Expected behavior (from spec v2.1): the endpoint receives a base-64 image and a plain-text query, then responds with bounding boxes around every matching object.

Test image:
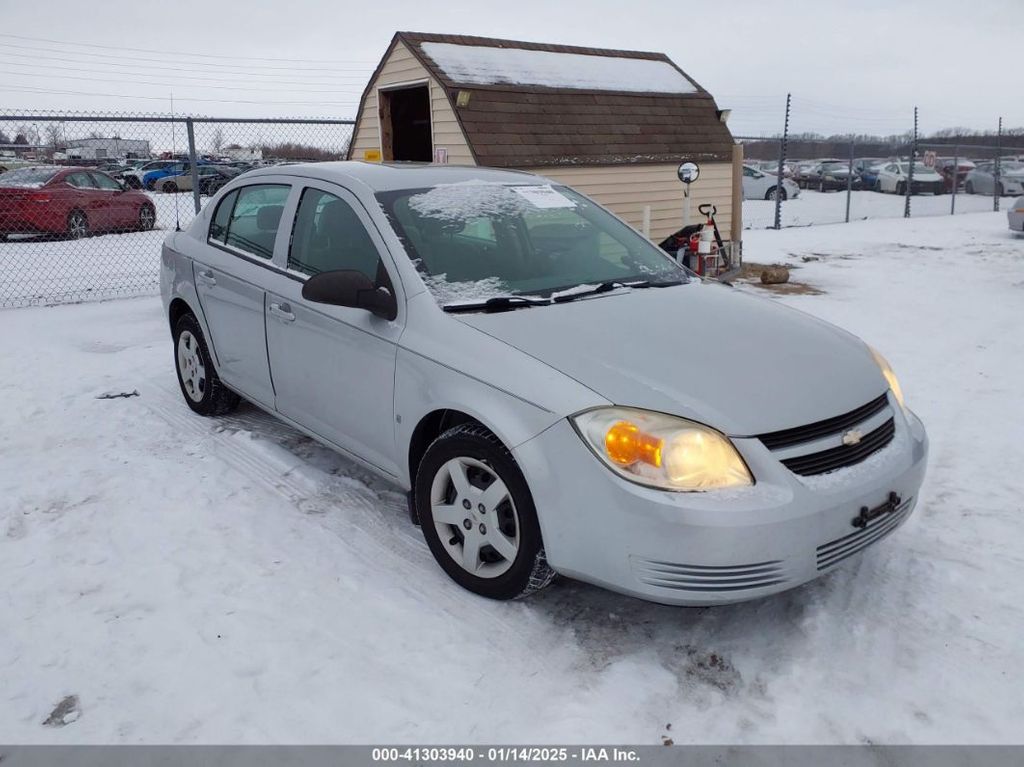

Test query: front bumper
[514,398,928,606]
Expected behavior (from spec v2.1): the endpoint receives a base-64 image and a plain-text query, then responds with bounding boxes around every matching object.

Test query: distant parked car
[1008,196,1024,232]
[934,158,976,193]
[741,165,799,201]
[964,162,1024,197]
[0,166,155,239]
[816,161,859,192]
[143,160,213,191]
[159,164,243,194]
[876,162,944,195]
[853,158,885,191]
[122,160,177,189]
[792,161,822,189]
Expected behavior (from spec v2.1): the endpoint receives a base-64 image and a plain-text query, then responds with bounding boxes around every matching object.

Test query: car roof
[238,160,543,193]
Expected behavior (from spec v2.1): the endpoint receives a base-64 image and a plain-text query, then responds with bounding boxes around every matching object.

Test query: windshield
[898,163,934,174]
[376,183,687,304]
[821,162,848,171]
[0,167,60,188]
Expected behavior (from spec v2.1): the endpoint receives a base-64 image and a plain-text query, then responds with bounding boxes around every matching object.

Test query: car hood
[454,282,887,436]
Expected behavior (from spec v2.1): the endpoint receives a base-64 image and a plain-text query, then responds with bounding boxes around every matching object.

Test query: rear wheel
[896,181,906,196]
[162,181,178,193]
[765,186,786,201]
[415,423,555,600]
[138,204,156,231]
[173,313,240,416]
[66,210,88,239]
[965,181,975,195]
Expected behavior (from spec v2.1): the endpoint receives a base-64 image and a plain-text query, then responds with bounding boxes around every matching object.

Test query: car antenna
[170,90,181,232]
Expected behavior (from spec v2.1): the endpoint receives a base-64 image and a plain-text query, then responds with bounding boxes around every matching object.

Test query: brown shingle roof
[394,31,735,167]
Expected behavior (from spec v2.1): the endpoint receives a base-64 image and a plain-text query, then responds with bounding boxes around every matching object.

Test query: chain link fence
[0,112,354,308]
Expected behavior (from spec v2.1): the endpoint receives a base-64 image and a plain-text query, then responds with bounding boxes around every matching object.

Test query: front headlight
[869,346,906,410]
[571,408,753,492]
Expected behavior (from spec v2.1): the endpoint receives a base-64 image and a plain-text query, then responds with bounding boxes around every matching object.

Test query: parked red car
[0,166,156,240]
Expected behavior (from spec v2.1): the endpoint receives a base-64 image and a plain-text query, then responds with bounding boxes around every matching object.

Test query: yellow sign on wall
[363,148,382,162]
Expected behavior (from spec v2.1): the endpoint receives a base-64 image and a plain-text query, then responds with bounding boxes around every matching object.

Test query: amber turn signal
[604,420,663,468]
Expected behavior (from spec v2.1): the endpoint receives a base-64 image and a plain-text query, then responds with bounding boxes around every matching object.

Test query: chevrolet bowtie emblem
[842,429,863,446]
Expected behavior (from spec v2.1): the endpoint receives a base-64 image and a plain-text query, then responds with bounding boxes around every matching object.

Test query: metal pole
[845,139,854,223]
[186,118,201,215]
[774,93,791,231]
[994,116,1003,213]
[904,107,917,218]
[950,143,958,215]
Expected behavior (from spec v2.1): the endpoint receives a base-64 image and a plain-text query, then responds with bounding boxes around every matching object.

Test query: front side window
[288,188,383,280]
[209,189,238,244]
[221,184,289,260]
[66,172,97,189]
[377,183,685,303]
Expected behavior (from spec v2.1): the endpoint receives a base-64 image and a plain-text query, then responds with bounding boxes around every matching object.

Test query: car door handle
[197,270,217,286]
[269,302,295,323]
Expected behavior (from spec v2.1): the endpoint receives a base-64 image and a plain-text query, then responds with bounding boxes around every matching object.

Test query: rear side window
[287,188,382,280]
[90,172,121,191]
[66,172,97,189]
[209,189,238,244]
[208,184,289,260]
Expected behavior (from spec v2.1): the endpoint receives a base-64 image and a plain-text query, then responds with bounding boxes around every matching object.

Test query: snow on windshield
[420,42,697,94]
[421,272,510,305]
[407,181,574,222]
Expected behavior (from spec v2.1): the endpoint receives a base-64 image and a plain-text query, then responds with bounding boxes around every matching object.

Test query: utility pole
[904,107,917,219]
[994,116,1003,213]
[774,93,791,231]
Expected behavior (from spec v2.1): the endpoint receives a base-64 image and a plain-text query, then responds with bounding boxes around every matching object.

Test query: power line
[0,32,378,64]
[0,84,359,108]
[0,51,369,81]
[6,67,366,95]
[0,41,375,73]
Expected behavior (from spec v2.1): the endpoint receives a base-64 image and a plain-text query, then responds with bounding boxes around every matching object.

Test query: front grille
[781,418,895,476]
[816,496,913,570]
[631,558,786,592]
[756,393,889,450]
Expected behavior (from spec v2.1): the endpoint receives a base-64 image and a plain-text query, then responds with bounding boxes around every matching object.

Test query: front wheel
[67,210,88,239]
[173,313,240,416]
[415,423,555,600]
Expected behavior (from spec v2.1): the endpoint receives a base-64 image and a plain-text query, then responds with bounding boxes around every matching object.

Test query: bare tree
[210,127,225,154]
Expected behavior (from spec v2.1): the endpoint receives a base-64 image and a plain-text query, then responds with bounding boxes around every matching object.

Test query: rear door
[192,181,294,409]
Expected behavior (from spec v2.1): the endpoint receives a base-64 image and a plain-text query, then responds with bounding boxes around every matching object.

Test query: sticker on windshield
[510,185,576,209]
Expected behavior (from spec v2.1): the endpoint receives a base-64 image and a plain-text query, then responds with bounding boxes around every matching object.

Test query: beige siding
[350,41,474,165]
[523,163,734,243]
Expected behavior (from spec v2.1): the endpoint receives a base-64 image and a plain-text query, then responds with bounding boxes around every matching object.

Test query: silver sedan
[160,162,928,606]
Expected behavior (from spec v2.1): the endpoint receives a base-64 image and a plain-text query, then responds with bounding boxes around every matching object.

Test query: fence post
[904,107,917,218]
[994,116,1002,213]
[185,118,201,215]
[774,93,791,231]
[950,143,958,215]
[845,140,854,223]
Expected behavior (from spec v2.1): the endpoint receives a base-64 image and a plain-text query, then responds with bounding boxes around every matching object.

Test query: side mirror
[301,270,397,320]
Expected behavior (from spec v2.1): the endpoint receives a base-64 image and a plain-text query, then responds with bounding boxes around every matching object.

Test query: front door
[264,184,403,477]
[192,182,291,409]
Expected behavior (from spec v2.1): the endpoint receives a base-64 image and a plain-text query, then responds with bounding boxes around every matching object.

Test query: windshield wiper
[551,279,684,304]
[443,295,551,313]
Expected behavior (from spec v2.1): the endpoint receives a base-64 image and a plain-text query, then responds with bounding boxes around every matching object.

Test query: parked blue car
[143,160,211,190]
[855,158,886,191]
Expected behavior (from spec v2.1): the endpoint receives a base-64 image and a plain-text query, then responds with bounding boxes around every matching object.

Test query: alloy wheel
[67,211,88,239]
[430,456,520,578]
[176,330,206,403]
[139,206,155,230]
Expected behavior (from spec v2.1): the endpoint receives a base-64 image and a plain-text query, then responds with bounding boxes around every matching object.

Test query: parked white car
[1009,196,1024,232]
[876,162,944,195]
[741,165,800,201]
[965,162,1024,197]
[159,162,928,606]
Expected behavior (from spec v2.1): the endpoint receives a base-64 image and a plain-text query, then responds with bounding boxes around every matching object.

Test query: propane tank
[697,214,717,256]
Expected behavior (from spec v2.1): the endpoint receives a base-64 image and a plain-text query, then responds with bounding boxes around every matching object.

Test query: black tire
[138,203,156,231]
[765,186,786,202]
[415,423,556,600]
[965,181,974,195]
[162,181,178,193]
[66,210,88,239]
[172,312,240,416]
[896,181,906,196]
[124,176,142,189]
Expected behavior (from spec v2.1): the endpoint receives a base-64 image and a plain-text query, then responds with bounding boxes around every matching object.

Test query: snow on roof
[420,42,697,94]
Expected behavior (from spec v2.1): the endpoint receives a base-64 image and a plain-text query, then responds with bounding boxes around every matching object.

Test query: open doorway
[379,84,432,162]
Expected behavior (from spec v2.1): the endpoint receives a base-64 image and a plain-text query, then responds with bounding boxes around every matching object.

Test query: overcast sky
[1,0,1020,137]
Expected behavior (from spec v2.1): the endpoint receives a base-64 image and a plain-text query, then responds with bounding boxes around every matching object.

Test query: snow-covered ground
[744,188,1015,229]
[1,211,1022,744]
